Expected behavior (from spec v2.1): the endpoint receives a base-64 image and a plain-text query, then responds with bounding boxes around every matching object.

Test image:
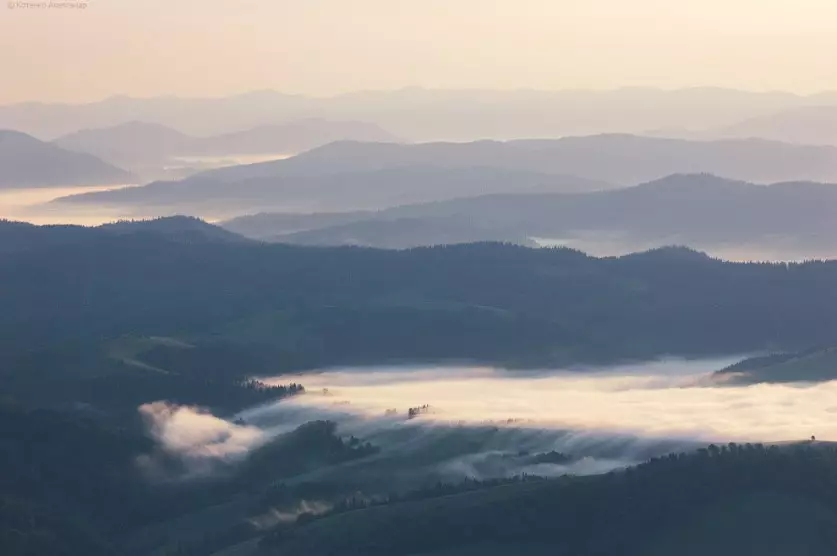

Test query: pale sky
[1,0,836,104]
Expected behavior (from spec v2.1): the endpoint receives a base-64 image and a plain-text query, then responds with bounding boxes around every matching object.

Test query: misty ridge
[2,87,837,143]
[5,88,837,556]
[6,0,837,551]
[218,174,837,257]
[51,119,400,181]
[648,105,837,146]
[47,134,837,217]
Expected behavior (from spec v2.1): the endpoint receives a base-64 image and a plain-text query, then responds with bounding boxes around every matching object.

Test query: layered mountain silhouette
[0,130,133,188]
[52,166,611,215]
[715,105,837,146]
[51,135,837,217]
[199,135,837,184]
[222,174,837,257]
[53,122,193,168]
[54,119,400,169]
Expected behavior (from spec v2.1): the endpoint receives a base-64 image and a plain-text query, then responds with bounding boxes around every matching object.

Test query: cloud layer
[265,358,837,442]
[139,358,837,483]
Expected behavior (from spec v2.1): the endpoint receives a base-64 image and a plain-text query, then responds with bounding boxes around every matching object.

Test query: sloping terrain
[0,130,133,188]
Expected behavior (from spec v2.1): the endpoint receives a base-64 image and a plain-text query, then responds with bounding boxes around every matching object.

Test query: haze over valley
[4,85,837,553]
[4,1,837,554]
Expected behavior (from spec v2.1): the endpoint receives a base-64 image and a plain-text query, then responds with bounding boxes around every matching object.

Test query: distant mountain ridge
[53,121,193,167]
[53,119,400,170]
[3,87,837,140]
[716,105,837,146]
[0,130,133,188]
[647,105,837,147]
[50,135,837,218]
[196,134,837,185]
[52,165,612,215]
[221,174,837,257]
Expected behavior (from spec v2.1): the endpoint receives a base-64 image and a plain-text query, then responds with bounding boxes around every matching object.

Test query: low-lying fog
[0,185,144,225]
[166,153,293,168]
[142,358,837,484]
[0,154,293,225]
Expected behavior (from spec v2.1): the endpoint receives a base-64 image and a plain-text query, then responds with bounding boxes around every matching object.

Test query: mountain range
[198,135,837,184]
[219,174,837,257]
[49,135,837,217]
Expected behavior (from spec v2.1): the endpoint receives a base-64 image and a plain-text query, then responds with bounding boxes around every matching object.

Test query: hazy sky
[1,0,836,104]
